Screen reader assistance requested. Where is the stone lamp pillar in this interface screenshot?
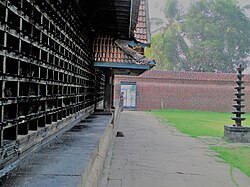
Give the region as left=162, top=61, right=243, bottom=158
left=224, top=64, right=250, bottom=143
left=232, top=64, right=246, bottom=126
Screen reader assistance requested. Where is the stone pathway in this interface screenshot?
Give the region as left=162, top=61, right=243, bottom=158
left=106, top=111, right=250, bottom=187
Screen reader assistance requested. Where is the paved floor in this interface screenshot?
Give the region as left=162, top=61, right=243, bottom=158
left=0, top=114, right=111, bottom=187
left=107, top=111, right=250, bottom=187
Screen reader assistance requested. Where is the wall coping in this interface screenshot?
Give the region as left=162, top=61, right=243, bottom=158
left=115, top=70, right=250, bottom=83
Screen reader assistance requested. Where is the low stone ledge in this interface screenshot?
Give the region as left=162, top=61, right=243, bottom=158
left=224, top=125, right=250, bottom=143
left=79, top=123, right=114, bottom=187
left=0, top=112, right=113, bottom=186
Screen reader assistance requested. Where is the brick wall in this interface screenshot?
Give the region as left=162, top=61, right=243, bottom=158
left=114, top=70, right=250, bottom=112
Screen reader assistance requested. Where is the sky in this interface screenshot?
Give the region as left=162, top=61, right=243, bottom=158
left=148, top=0, right=166, bottom=19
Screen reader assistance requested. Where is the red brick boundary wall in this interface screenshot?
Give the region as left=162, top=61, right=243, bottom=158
left=114, top=70, right=250, bottom=112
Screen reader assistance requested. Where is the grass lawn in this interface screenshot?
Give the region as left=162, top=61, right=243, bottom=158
left=211, top=146, right=250, bottom=177
left=152, top=109, right=250, bottom=137
left=151, top=109, right=250, bottom=177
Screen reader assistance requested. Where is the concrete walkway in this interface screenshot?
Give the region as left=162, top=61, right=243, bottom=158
left=0, top=114, right=112, bottom=187
left=106, top=111, right=250, bottom=187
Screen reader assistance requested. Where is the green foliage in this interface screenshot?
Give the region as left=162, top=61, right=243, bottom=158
left=147, top=0, right=250, bottom=72
left=146, top=26, right=189, bottom=70
left=183, top=0, right=250, bottom=72
left=145, top=33, right=172, bottom=69
left=211, top=146, right=250, bottom=177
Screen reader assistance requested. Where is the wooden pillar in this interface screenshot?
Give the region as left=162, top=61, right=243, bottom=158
left=111, top=72, right=115, bottom=108
left=103, top=68, right=114, bottom=112
left=94, top=70, right=97, bottom=111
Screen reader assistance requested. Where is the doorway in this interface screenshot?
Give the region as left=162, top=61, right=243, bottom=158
left=120, top=82, right=137, bottom=110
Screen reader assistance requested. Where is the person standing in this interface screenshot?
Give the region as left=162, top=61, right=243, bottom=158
left=119, top=92, right=124, bottom=111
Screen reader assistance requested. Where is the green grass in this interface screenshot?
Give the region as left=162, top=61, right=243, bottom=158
left=151, top=109, right=250, bottom=177
left=211, top=146, right=250, bottom=177
left=152, top=109, right=250, bottom=137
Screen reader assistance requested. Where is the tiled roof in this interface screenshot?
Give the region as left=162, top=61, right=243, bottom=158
left=92, top=0, right=153, bottom=68
left=134, top=0, right=150, bottom=45
left=138, top=70, right=250, bottom=82
left=93, top=35, right=134, bottom=63
left=93, top=34, right=154, bottom=65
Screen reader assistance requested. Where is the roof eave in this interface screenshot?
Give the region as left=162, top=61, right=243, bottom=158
left=145, top=0, right=151, bottom=44
left=129, top=0, right=141, bottom=38
left=94, top=62, right=153, bottom=70
left=132, top=0, right=151, bottom=46
left=136, top=42, right=151, bottom=48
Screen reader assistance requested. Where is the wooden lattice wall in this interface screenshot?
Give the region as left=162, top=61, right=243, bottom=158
left=0, top=0, right=104, bottom=164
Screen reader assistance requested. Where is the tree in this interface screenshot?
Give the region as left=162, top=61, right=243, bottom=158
left=146, top=0, right=189, bottom=70
left=147, top=0, right=250, bottom=73
left=183, top=0, right=250, bottom=72
left=145, top=33, right=171, bottom=70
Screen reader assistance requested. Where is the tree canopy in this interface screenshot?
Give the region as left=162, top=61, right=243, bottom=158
left=147, top=0, right=250, bottom=73
left=146, top=0, right=189, bottom=71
